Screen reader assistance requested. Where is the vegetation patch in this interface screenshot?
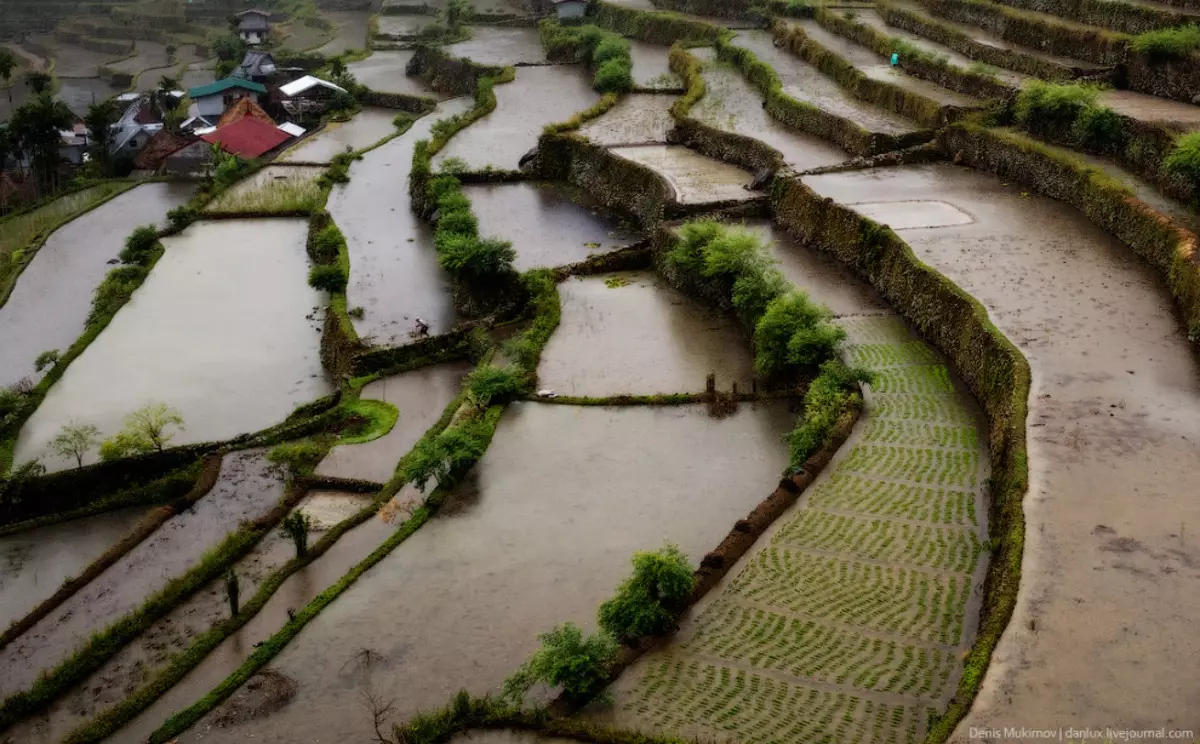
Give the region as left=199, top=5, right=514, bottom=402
left=540, top=20, right=634, bottom=94
left=335, top=399, right=400, bottom=445
left=1130, top=24, right=1200, bottom=59
left=205, top=176, right=324, bottom=216
left=590, top=0, right=730, bottom=46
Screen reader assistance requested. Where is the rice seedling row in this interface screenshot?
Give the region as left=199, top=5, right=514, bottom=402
left=835, top=445, right=980, bottom=489
left=845, top=342, right=942, bottom=369
left=869, top=394, right=976, bottom=425
left=860, top=420, right=978, bottom=449
left=806, top=474, right=977, bottom=527
left=867, top=366, right=954, bottom=395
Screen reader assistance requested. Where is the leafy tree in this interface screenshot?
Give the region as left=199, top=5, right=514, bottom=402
left=598, top=543, right=694, bottom=642
left=753, top=290, right=843, bottom=379
left=83, top=99, right=119, bottom=177
left=445, top=0, right=473, bottom=32
left=10, top=93, right=74, bottom=193
left=100, top=402, right=185, bottom=460
left=224, top=570, right=240, bottom=616
left=281, top=511, right=313, bottom=557
left=33, top=349, right=59, bottom=371
left=50, top=422, right=101, bottom=468
left=399, top=419, right=491, bottom=492
left=463, top=365, right=523, bottom=409
left=502, top=623, right=617, bottom=705
left=165, top=43, right=178, bottom=62
left=0, top=49, right=16, bottom=105
left=24, top=71, right=51, bottom=95
left=119, top=225, right=160, bottom=265
left=212, top=35, right=248, bottom=63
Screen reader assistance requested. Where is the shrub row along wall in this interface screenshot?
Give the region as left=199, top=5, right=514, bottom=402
left=53, top=30, right=133, bottom=55
left=532, top=132, right=673, bottom=229
left=714, top=38, right=935, bottom=156
left=910, top=0, right=1200, bottom=102
left=361, top=90, right=438, bottom=113
left=990, top=0, right=1198, bottom=35
left=941, top=123, right=1200, bottom=335
left=878, top=1, right=1098, bottom=81
left=770, top=173, right=1029, bottom=744
left=309, top=210, right=366, bottom=379
left=770, top=18, right=976, bottom=128
left=666, top=46, right=787, bottom=172
left=406, top=45, right=508, bottom=96
left=590, top=0, right=730, bottom=46
left=813, top=7, right=1015, bottom=101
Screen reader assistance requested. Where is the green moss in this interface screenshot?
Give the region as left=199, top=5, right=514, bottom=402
left=336, top=399, right=400, bottom=445
left=1164, top=131, right=1200, bottom=188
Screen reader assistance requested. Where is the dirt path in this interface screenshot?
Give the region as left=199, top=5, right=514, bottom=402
left=805, top=162, right=1200, bottom=738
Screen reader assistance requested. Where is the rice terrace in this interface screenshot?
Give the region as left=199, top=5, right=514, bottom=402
left=0, top=0, right=1197, bottom=741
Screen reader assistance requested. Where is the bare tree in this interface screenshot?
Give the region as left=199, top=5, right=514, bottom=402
left=50, top=422, right=101, bottom=468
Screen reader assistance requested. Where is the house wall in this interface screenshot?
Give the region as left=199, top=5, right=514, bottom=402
left=557, top=2, right=587, bottom=19
left=240, top=30, right=265, bottom=44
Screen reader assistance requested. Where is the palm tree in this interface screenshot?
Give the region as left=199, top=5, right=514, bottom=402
left=0, top=50, right=16, bottom=106
left=83, top=99, right=118, bottom=177
left=10, top=93, right=74, bottom=194
left=153, top=75, right=180, bottom=121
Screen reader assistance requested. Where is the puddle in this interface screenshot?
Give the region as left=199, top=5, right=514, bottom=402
left=295, top=491, right=376, bottom=529
left=464, top=182, right=639, bottom=271
left=609, top=145, right=757, bottom=203
left=316, top=361, right=473, bottom=483
left=0, top=181, right=193, bottom=389
left=0, top=450, right=285, bottom=699
left=445, top=26, right=547, bottom=65
left=628, top=40, right=680, bottom=89
left=689, top=49, right=845, bottom=171
left=806, top=162, right=1200, bottom=728
left=732, top=29, right=919, bottom=135
left=537, top=271, right=755, bottom=396
left=0, top=506, right=149, bottom=630
left=348, top=50, right=440, bottom=97
left=167, top=401, right=792, bottom=743
left=435, top=66, right=598, bottom=171
left=280, top=108, right=399, bottom=163
left=328, top=98, right=474, bottom=345
left=13, top=219, right=331, bottom=471
left=577, top=93, right=674, bottom=145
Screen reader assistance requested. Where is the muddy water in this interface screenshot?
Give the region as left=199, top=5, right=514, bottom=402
left=805, top=163, right=1200, bottom=736
left=13, top=219, right=331, bottom=471
left=317, top=10, right=372, bottom=55
left=348, top=50, right=439, bottom=97
left=10, top=523, right=297, bottom=744
left=30, top=35, right=121, bottom=77
left=628, top=40, right=680, bottom=89
left=0, top=507, right=149, bottom=630
left=690, top=48, right=846, bottom=171
left=294, top=492, right=375, bottom=529
left=786, top=19, right=980, bottom=108
left=464, top=182, right=639, bottom=271
left=328, top=97, right=473, bottom=344
left=435, top=66, right=598, bottom=171
left=609, top=145, right=758, bottom=203
left=280, top=108, right=399, bottom=163
left=445, top=26, right=547, bottom=65
left=316, top=361, right=472, bottom=483
left=577, top=93, right=673, bottom=145
left=168, top=401, right=793, bottom=743
left=0, top=451, right=284, bottom=699
left=0, top=182, right=192, bottom=389
left=537, top=272, right=755, bottom=396
left=115, top=511, right=401, bottom=743
left=733, top=30, right=919, bottom=135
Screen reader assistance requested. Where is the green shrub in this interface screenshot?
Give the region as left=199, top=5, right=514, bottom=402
left=667, top=218, right=724, bottom=276
left=308, top=264, right=348, bottom=292
left=503, top=623, right=617, bottom=704
left=436, top=192, right=472, bottom=214
left=464, top=365, right=525, bottom=408
left=437, top=234, right=516, bottom=280
left=594, top=57, right=633, bottom=93
left=598, top=543, right=694, bottom=641
left=33, top=349, right=59, bottom=373
left=166, top=205, right=197, bottom=231
left=427, top=174, right=462, bottom=201
left=437, top=207, right=478, bottom=236
left=593, top=35, right=630, bottom=65
left=119, top=225, right=160, bottom=265
left=88, top=265, right=148, bottom=325
left=309, top=224, right=344, bottom=264
left=786, top=360, right=871, bottom=471
left=1071, top=105, right=1124, bottom=150
left=1164, top=131, right=1200, bottom=187
left=399, top=417, right=492, bottom=492
left=754, top=291, right=844, bottom=378
left=1130, top=25, right=1200, bottom=60
left=1014, top=81, right=1098, bottom=130
left=267, top=439, right=327, bottom=474
left=281, top=511, right=313, bottom=557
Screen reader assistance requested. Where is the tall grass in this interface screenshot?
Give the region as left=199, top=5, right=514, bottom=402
left=1129, top=25, right=1200, bottom=60
left=1164, top=131, right=1200, bottom=188
left=205, top=177, right=324, bottom=215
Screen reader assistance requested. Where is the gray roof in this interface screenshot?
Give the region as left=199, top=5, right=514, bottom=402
left=239, top=15, right=269, bottom=31
left=235, top=50, right=277, bottom=78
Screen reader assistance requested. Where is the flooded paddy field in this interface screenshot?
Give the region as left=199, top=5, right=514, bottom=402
left=448, top=732, right=578, bottom=744
left=0, top=450, right=285, bottom=699
left=27, top=35, right=121, bottom=77
left=316, top=10, right=373, bottom=55
left=537, top=272, right=755, bottom=396
left=205, top=165, right=325, bottom=212
left=464, top=182, right=638, bottom=271
left=436, top=66, right=598, bottom=171
left=0, top=181, right=193, bottom=390
left=609, top=145, right=758, bottom=203
left=348, top=50, right=440, bottom=97
left=328, top=98, right=473, bottom=344
left=805, top=163, right=1200, bottom=730
left=628, top=40, right=680, bottom=89
left=13, top=218, right=331, bottom=471
left=689, top=49, right=845, bottom=171
left=0, top=507, right=149, bottom=630
left=445, top=26, right=547, bottom=66
left=316, top=361, right=473, bottom=483
left=577, top=93, right=673, bottom=145
left=106, top=40, right=170, bottom=78
left=55, top=77, right=121, bottom=117
left=279, top=108, right=399, bottom=164
left=733, top=30, right=920, bottom=135
left=167, top=401, right=793, bottom=743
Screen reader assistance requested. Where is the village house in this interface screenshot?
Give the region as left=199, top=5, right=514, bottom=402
left=236, top=9, right=272, bottom=45
left=108, top=91, right=185, bottom=160
left=276, top=75, right=348, bottom=120
left=187, top=78, right=267, bottom=119
left=233, top=50, right=279, bottom=85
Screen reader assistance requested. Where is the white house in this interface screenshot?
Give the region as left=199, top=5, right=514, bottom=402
left=186, top=78, right=267, bottom=119
left=236, top=9, right=271, bottom=45
left=552, top=0, right=587, bottom=20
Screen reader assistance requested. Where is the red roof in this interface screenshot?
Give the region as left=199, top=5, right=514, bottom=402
left=200, top=118, right=291, bottom=159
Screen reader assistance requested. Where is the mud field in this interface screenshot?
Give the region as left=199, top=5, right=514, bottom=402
left=609, top=146, right=758, bottom=203
left=576, top=93, right=674, bottom=145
